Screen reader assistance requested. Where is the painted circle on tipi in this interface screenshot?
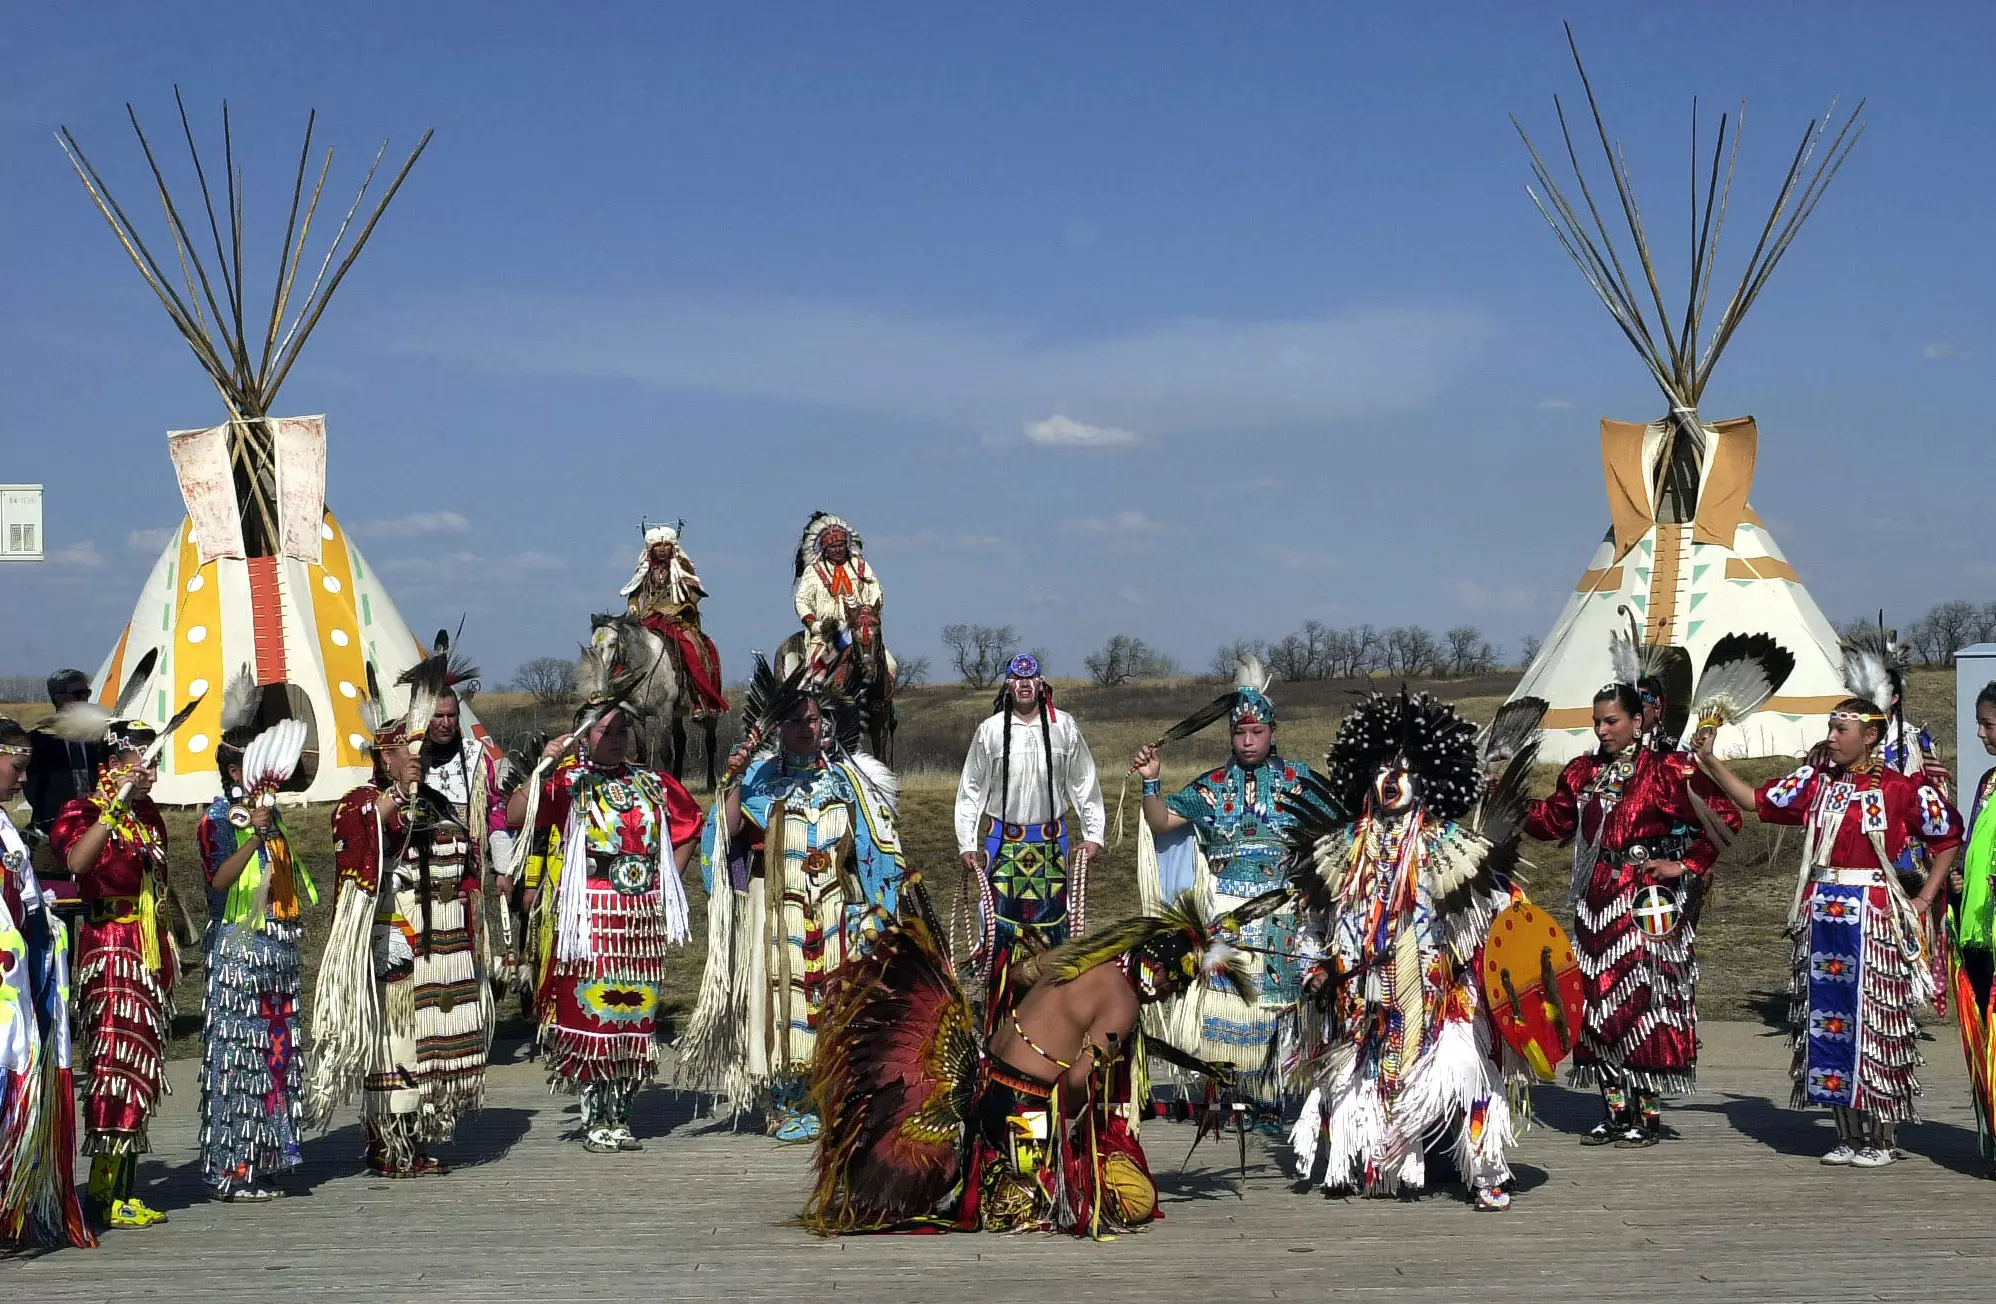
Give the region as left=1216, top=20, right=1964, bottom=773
left=322, top=575, right=342, bottom=594
left=329, top=629, right=350, bottom=647
left=348, top=732, right=367, bottom=750
left=188, top=678, right=209, bottom=697
left=186, top=734, right=209, bottom=754
left=186, top=575, right=204, bottom=592
left=338, top=681, right=357, bottom=698
left=187, top=625, right=208, bottom=644
left=321, top=522, right=335, bottom=540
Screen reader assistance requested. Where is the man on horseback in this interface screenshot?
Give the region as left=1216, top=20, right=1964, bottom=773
left=793, top=512, right=893, bottom=683
left=621, top=522, right=728, bottom=718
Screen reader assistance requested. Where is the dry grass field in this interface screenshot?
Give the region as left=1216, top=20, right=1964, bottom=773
left=2, top=666, right=1973, bottom=1055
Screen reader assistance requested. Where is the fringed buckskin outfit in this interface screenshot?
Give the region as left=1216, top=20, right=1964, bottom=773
left=1525, top=745, right=1739, bottom=1129
left=195, top=794, right=316, bottom=1196
left=307, top=781, right=490, bottom=1174
left=1757, top=759, right=1961, bottom=1141
left=0, top=804, right=94, bottom=1248
left=530, top=754, right=698, bottom=1147
left=680, top=747, right=905, bottom=1138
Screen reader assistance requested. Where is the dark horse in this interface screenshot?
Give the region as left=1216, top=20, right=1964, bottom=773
left=579, top=613, right=720, bottom=790
left=776, top=602, right=895, bottom=764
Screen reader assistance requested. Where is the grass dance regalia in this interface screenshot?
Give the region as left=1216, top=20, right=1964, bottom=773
left=1280, top=692, right=1542, bottom=1209
left=1952, top=684, right=1996, bottom=1164
left=955, top=654, right=1106, bottom=1023
left=1697, top=646, right=1964, bottom=1168
left=1519, top=630, right=1788, bottom=1146
left=512, top=682, right=700, bottom=1153
left=679, top=656, right=907, bottom=1141
left=1134, top=657, right=1317, bottom=1125
left=622, top=522, right=729, bottom=717
left=195, top=673, right=317, bottom=1201
left=47, top=661, right=199, bottom=1230
left=803, top=892, right=1260, bottom=1238
left=305, top=650, right=492, bottom=1177
left=0, top=716, right=94, bottom=1249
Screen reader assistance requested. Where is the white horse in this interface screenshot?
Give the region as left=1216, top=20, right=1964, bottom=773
left=578, top=613, right=718, bottom=789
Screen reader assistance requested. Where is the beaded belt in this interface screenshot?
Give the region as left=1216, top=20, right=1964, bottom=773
left=89, top=897, right=141, bottom=922
left=1811, top=867, right=1887, bottom=887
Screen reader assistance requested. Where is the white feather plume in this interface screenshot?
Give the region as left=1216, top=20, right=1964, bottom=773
left=242, top=718, right=309, bottom=794
left=1234, top=653, right=1272, bottom=695
left=220, top=664, right=260, bottom=733
left=1606, top=625, right=1642, bottom=689
left=47, top=701, right=114, bottom=742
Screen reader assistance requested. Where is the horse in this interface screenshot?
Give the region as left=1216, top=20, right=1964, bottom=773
left=578, top=613, right=719, bottom=790
left=775, top=603, right=896, bottom=764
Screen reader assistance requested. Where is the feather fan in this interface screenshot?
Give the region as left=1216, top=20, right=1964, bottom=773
left=220, top=664, right=260, bottom=733
left=241, top=718, right=309, bottom=794
left=1691, top=634, right=1796, bottom=731
left=1479, top=696, right=1547, bottom=766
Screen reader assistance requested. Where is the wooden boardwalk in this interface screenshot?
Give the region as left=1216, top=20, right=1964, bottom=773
left=8, top=1021, right=1994, bottom=1302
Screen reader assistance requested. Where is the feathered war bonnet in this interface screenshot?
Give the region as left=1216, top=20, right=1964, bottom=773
left=795, top=511, right=861, bottom=577
left=1038, top=888, right=1283, bottom=1005
left=1324, top=689, right=1481, bottom=824
left=619, top=518, right=687, bottom=598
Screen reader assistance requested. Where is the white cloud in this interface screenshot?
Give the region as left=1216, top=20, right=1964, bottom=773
left=47, top=540, right=107, bottom=569
left=126, top=526, right=176, bottom=553
left=355, top=510, right=473, bottom=539
left=388, top=296, right=1494, bottom=441
left=1023, top=414, right=1141, bottom=448
left=1535, top=397, right=1574, bottom=410
left=1924, top=342, right=1970, bottom=361
left=1074, top=510, right=1169, bottom=536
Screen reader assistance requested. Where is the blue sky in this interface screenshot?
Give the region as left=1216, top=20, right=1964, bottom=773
left=2, top=2, right=1990, bottom=686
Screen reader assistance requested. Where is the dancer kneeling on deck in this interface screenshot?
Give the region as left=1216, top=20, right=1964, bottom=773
left=803, top=891, right=1261, bottom=1238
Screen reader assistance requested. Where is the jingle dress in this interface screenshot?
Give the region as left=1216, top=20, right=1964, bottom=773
left=1524, top=746, right=1740, bottom=1097
left=194, top=796, right=315, bottom=1194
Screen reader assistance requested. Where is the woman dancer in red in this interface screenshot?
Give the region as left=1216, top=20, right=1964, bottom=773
left=1524, top=682, right=1740, bottom=1146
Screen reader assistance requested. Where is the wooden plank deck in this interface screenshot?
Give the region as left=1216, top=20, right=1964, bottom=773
left=9, top=1020, right=1993, bottom=1302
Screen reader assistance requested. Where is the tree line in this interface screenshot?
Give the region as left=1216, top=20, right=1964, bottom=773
left=1840, top=601, right=1996, bottom=668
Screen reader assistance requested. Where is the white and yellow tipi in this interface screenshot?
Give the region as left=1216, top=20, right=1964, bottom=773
left=1507, top=37, right=1860, bottom=762
left=62, top=99, right=483, bottom=802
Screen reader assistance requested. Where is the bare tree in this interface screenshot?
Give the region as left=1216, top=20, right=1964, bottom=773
left=941, top=623, right=1016, bottom=688
left=1443, top=625, right=1497, bottom=676
left=1209, top=638, right=1268, bottom=679
left=1333, top=624, right=1384, bottom=677
left=1518, top=633, right=1544, bottom=669
left=1909, top=602, right=1982, bottom=667
left=1383, top=626, right=1444, bottom=677
left=1085, top=635, right=1178, bottom=686
left=511, top=656, right=579, bottom=707
left=893, top=655, right=932, bottom=689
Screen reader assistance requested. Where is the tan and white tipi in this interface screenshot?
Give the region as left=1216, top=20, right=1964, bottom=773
left=62, top=98, right=489, bottom=802
left=1507, top=35, right=1861, bottom=762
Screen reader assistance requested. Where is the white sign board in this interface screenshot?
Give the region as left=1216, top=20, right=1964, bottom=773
left=1959, top=643, right=1996, bottom=809
left=0, top=485, right=43, bottom=562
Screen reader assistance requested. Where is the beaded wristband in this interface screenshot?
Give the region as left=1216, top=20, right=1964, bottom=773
left=1141, top=778, right=1162, bottom=797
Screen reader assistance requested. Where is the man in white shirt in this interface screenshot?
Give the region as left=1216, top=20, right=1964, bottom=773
left=954, top=654, right=1105, bottom=1023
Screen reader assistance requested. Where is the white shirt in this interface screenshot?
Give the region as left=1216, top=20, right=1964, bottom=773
left=953, top=708, right=1106, bottom=853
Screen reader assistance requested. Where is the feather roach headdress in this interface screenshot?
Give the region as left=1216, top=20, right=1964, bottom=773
left=1142, top=653, right=1278, bottom=758
left=1690, top=633, right=1796, bottom=735
left=795, top=511, right=861, bottom=578
left=1607, top=606, right=1693, bottom=741
left=1322, top=689, right=1482, bottom=824
left=1036, top=888, right=1272, bottom=1005
left=1839, top=621, right=1903, bottom=714
left=396, top=628, right=480, bottom=756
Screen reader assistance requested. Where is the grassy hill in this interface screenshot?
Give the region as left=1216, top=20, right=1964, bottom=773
left=4, top=666, right=1973, bottom=1055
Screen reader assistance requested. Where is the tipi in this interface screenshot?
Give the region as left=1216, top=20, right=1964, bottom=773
left=1506, top=33, right=1860, bottom=763
left=62, top=96, right=487, bottom=803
